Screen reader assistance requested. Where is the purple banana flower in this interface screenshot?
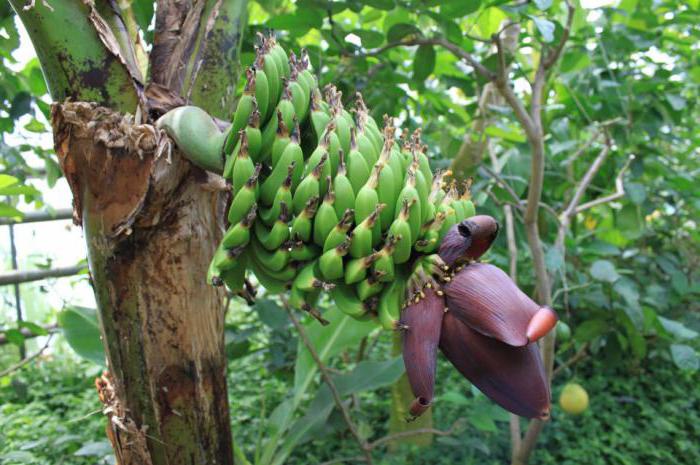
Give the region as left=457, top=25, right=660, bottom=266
left=400, top=215, right=558, bottom=419
left=400, top=286, right=445, bottom=417
left=440, top=311, right=551, bottom=419
left=444, top=263, right=558, bottom=346
left=438, top=215, right=499, bottom=267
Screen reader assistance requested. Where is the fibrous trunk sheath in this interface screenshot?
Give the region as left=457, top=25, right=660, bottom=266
left=53, top=102, right=233, bottom=465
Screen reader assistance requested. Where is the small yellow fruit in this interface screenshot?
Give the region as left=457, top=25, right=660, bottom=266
left=559, top=383, right=589, bottom=415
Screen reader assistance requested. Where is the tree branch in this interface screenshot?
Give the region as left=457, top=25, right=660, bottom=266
left=492, top=33, right=538, bottom=142
left=0, top=208, right=73, bottom=226
left=0, top=323, right=59, bottom=346
left=369, top=421, right=459, bottom=449
left=0, top=334, right=53, bottom=378
left=552, top=343, right=589, bottom=379
left=512, top=8, right=579, bottom=465
left=575, top=155, right=634, bottom=214
left=556, top=140, right=612, bottom=252
left=0, top=265, right=85, bottom=286
left=283, top=299, right=373, bottom=464
left=487, top=142, right=522, bottom=459
left=480, top=165, right=525, bottom=210
left=542, top=0, right=575, bottom=70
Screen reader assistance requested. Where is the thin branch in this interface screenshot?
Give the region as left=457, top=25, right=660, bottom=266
left=0, top=208, right=72, bottom=226
left=523, top=200, right=561, bottom=225
left=564, top=133, right=603, bottom=182
left=552, top=343, right=589, bottom=379
left=0, top=323, right=59, bottom=345
left=556, top=141, right=612, bottom=252
left=542, top=0, right=575, bottom=70
left=0, top=265, right=85, bottom=286
left=0, top=334, right=53, bottom=378
left=575, top=155, right=634, bottom=214
left=492, top=34, right=538, bottom=142
left=551, top=282, right=593, bottom=304
left=327, top=8, right=348, bottom=53
left=369, top=420, right=461, bottom=449
left=480, top=165, right=524, bottom=210
left=514, top=420, right=546, bottom=465
left=282, top=299, right=373, bottom=464
left=319, top=457, right=365, bottom=465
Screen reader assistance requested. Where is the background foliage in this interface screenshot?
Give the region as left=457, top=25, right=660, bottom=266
left=1, top=0, right=698, bottom=464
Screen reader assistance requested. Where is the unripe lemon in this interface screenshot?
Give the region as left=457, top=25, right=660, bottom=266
left=559, top=383, right=589, bottom=415
left=556, top=321, right=571, bottom=341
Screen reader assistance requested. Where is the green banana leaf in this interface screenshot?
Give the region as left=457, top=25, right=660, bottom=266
left=271, top=357, right=405, bottom=465
left=258, top=307, right=378, bottom=464
left=58, top=306, right=105, bottom=366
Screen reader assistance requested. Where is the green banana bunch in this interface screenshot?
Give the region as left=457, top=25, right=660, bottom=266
left=159, top=33, right=483, bottom=326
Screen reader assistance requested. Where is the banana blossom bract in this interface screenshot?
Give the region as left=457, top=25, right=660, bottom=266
left=401, top=216, right=557, bottom=419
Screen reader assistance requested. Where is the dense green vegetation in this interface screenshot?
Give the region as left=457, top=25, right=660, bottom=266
left=3, top=336, right=698, bottom=464
left=1, top=0, right=698, bottom=464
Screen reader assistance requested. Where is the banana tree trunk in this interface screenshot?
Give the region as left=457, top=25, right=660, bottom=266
left=53, top=101, right=232, bottom=464
left=388, top=332, right=433, bottom=449
left=12, top=1, right=248, bottom=463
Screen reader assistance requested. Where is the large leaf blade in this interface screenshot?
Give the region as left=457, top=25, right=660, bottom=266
left=58, top=306, right=105, bottom=366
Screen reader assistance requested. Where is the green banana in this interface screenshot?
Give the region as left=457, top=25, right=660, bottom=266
left=313, top=177, right=339, bottom=247
left=346, top=128, right=371, bottom=193
left=260, top=44, right=281, bottom=117
left=260, top=164, right=294, bottom=225
left=372, top=234, right=398, bottom=282
left=228, top=67, right=256, bottom=146
left=356, top=275, right=384, bottom=301
left=288, top=65, right=310, bottom=123
left=319, top=236, right=351, bottom=281
left=289, top=240, right=321, bottom=261
left=354, top=162, right=382, bottom=226
left=222, top=204, right=257, bottom=249
left=388, top=199, right=413, bottom=264
left=251, top=238, right=290, bottom=272
left=290, top=195, right=319, bottom=242
left=228, top=165, right=261, bottom=224
left=310, top=88, right=330, bottom=142
left=255, top=202, right=290, bottom=250
left=323, top=208, right=354, bottom=252
left=293, top=153, right=327, bottom=214
left=349, top=203, right=384, bottom=258
left=260, top=127, right=303, bottom=205
left=220, top=256, right=248, bottom=293
left=377, top=279, right=404, bottom=330
left=269, top=111, right=291, bottom=166
left=156, top=106, right=225, bottom=173
left=207, top=244, right=246, bottom=285
left=395, top=167, right=422, bottom=243
left=230, top=131, right=255, bottom=194
left=253, top=65, right=270, bottom=124
left=293, top=262, right=333, bottom=293
left=345, top=252, right=379, bottom=285
left=249, top=258, right=288, bottom=294
left=333, top=151, right=356, bottom=219
left=330, top=284, right=367, bottom=318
